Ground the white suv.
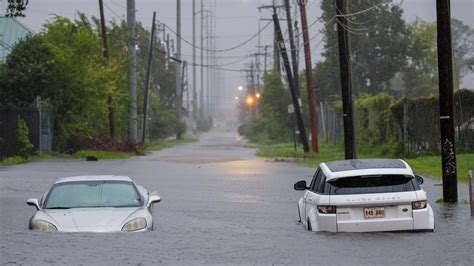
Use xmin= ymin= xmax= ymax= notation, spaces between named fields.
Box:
xmin=294 ymin=159 xmax=435 ymax=232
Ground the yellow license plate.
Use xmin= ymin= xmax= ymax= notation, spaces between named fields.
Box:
xmin=364 ymin=207 xmax=385 ymax=219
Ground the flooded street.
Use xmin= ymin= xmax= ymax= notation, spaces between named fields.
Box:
xmin=1 ymin=128 xmax=473 ymax=265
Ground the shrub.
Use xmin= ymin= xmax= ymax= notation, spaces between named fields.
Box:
xmin=17 ymin=117 xmax=34 ymax=158
xmin=175 ymin=120 xmax=187 ymax=139
xmin=197 ymin=116 xmax=213 ymax=132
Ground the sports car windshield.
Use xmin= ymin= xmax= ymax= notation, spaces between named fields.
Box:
xmin=44 ymin=181 xmax=142 ymax=209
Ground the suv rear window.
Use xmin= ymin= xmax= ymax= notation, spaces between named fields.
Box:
xmin=328 ymin=175 xmax=417 ymax=195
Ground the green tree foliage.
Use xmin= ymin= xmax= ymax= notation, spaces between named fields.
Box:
xmin=0 ymin=14 xmax=184 ymax=151
xmin=400 ymin=18 xmax=474 ymax=97
xmin=239 ymin=72 xmax=292 ymax=143
xmin=401 ymin=19 xmax=438 ymax=97
xmin=0 ymin=34 xmax=60 ymax=106
xmin=317 ymin=0 xmax=410 ymax=97
xmin=451 ymin=18 xmax=474 ymax=90
xmin=6 ymin=0 xmax=28 ymax=17
xmin=17 ymin=116 xmax=33 ymax=158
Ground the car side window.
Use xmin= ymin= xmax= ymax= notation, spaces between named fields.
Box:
xmin=316 ymin=174 xmax=327 ymax=194
xmin=311 ymin=169 xmax=324 ymax=192
xmin=309 ymin=168 xmax=320 ymax=190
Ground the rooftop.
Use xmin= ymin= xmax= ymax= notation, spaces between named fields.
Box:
xmin=0 ymin=16 xmax=33 ymax=62
xmin=325 ymin=159 xmax=407 ymax=173
xmin=321 ymin=159 xmax=414 ymax=181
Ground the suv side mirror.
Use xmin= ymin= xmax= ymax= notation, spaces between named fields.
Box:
xmin=27 ymin=198 xmax=40 ymax=210
xmin=414 ymin=174 xmax=424 ymax=185
xmin=294 ymin=180 xmax=308 ymax=191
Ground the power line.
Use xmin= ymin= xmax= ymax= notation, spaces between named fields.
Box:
xmin=334 ymin=1 xmax=391 ymax=18
xmin=103 ymin=2 xmax=123 ymax=20
xmin=163 ymin=21 xmax=273 ymax=53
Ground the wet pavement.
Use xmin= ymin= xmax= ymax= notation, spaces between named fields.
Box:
xmin=1 ymin=128 xmax=473 ymax=265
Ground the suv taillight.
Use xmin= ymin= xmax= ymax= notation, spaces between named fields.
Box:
xmin=412 ymin=200 xmax=427 ymax=209
xmin=317 ymin=205 xmax=336 ymax=214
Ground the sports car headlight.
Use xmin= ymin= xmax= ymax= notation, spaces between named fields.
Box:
xmin=122 ymin=217 xmax=147 ymax=232
xmin=32 ymin=220 xmax=58 ymax=232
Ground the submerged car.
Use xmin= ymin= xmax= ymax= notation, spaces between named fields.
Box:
xmin=294 ymin=159 xmax=434 ymax=232
xmin=26 ymin=175 xmax=161 ymax=232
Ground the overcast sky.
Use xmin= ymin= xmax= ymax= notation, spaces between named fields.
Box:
xmin=4 ymin=0 xmax=474 ymax=110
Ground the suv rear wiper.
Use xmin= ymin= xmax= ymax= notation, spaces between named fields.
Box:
xmin=46 ymin=207 xmax=71 ymax=209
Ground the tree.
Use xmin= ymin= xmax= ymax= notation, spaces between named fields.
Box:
xmin=451 ymin=18 xmax=474 ymax=90
xmin=17 ymin=116 xmax=34 ymax=158
xmin=317 ymin=0 xmax=410 ymax=97
xmin=401 ymin=19 xmax=438 ymax=97
xmin=5 ymin=0 xmax=28 ymax=17
xmin=0 ymin=13 xmax=182 ymax=151
xmin=240 ymin=71 xmax=292 ymax=142
xmin=0 ymin=35 xmax=58 ymax=106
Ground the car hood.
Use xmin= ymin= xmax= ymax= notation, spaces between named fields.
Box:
xmin=38 ymin=207 xmax=141 ymax=231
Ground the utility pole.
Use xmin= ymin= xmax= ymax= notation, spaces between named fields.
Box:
xmin=436 ymin=0 xmax=457 ymax=203
xmin=166 ymin=34 xmax=170 ymax=67
xmin=127 ymin=0 xmax=138 ymax=141
xmin=335 ymin=0 xmax=356 ymax=159
xmin=264 ymin=46 xmax=268 ymax=74
xmin=98 ymin=0 xmax=116 ymax=140
xmin=298 ymin=0 xmax=319 ymax=153
xmin=180 ymin=60 xmax=187 ymax=127
xmin=255 ymin=53 xmax=261 ymax=91
xmin=192 ymin=0 xmax=197 ymax=121
xmin=183 ymin=61 xmax=189 ymax=110
xmin=257 ymin=45 xmax=270 ymax=74
xmin=176 ymin=0 xmax=182 ymax=118
xmin=141 ymin=11 xmax=157 ymax=144
xmin=98 ymin=0 xmax=109 ymax=59
xmin=258 ymin=1 xmax=285 ymax=73
xmin=273 ymin=13 xmax=310 ymax=153
xmin=284 ymin=0 xmax=300 ymax=98
xmin=206 ymin=13 xmax=210 ymax=116
xmin=200 ymin=0 xmax=204 ymax=119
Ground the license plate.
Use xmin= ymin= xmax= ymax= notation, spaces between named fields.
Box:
xmin=364 ymin=207 xmax=385 ymax=219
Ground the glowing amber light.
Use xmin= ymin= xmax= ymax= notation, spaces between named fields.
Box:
xmin=246 ymin=96 xmax=254 ymax=105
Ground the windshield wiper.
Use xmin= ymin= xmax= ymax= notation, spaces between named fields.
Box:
xmin=46 ymin=207 xmax=71 ymax=209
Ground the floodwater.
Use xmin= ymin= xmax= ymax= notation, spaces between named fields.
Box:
xmin=1 ymin=129 xmax=472 ymax=265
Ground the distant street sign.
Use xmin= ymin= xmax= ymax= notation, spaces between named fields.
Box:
xmin=288 ymin=104 xmax=295 ymax=114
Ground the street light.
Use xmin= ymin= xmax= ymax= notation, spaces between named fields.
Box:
xmin=238 ymin=86 xmax=243 ymax=91
xmin=255 ymin=93 xmax=261 ymax=99
xmin=235 ymin=96 xmax=239 ymax=100
xmin=246 ymin=96 xmax=254 ymax=105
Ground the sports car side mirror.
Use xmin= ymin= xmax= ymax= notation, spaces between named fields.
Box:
xmin=294 ymin=180 xmax=308 ymax=191
xmin=414 ymin=175 xmax=424 ymax=185
xmin=27 ymin=198 xmax=40 ymax=210
xmin=147 ymin=192 xmax=161 ymax=207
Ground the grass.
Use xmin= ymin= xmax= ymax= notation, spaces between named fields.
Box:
xmin=256 ymin=141 xmax=474 ymax=182
xmin=404 ymin=154 xmax=474 ymax=182
xmin=1 ymin=133 xmax=200 ymax=166
xmin=148 ymin=133 xmax=198 ymax=151
xmin=72 ymin=150 xmax=134 ymax=159
xmin=0 ymin=152 xmax=59 ymax=166
xmin=0 ymin=155 xmax=33 ymax=166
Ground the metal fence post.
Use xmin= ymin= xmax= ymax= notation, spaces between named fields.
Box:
xmin=469 ymin=169 xmax=473 ymax=217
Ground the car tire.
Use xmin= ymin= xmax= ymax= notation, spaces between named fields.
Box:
xmin=307 ymin=218 xmax=312 ymax=231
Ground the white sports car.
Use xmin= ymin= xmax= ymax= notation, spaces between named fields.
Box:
xmin=294 ymin=159 xmax=434 ymax=232
xmin=27 ymin=175 xmax=161 ymax=233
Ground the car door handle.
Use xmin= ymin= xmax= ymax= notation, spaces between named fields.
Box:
xmin=307 ymin=198 xmax=313 ymax=202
